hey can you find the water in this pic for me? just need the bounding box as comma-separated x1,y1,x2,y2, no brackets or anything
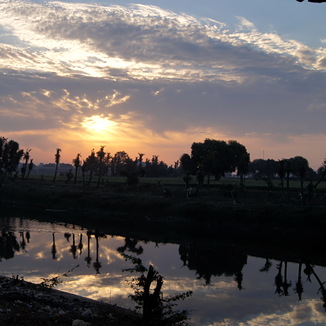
1,216,326,326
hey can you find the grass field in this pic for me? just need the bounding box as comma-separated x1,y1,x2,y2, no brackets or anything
27,172,326,190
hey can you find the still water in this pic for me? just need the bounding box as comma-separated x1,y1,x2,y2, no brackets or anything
1,216,326,326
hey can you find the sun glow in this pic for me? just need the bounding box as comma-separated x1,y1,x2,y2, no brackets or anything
81,115,117,133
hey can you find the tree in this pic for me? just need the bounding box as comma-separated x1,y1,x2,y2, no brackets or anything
96,146,106,188
0,137,24,189
236,152,250,185
52,148,61,183
121,253,192,325
21,149,31,179
291,156,309,197
285,159,292,196
26,159,34,179
248,159,278,179
84,149,98,186
184,138,250,187
72,153,81,184
315,159,326,189
277,160,286,190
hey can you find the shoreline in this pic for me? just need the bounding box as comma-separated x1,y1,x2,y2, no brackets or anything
0,275,140,326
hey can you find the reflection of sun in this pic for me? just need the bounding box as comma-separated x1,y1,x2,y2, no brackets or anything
82,115,117,133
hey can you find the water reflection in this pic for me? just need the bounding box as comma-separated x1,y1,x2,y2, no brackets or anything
1,217,326,325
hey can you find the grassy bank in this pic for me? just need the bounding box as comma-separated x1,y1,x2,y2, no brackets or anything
2,176,326,249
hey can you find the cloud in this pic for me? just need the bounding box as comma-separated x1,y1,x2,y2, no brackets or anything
0,0,325,167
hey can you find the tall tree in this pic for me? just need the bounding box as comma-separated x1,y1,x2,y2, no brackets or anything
291,156,309,197
52,148,61,183
26,159,34,179
21,149,31,179
0,137,24,189
72,153,81,184
188,138,250,186
96,146,106,188
85,149,98,185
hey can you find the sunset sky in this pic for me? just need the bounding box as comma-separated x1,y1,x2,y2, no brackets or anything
0,0,325,169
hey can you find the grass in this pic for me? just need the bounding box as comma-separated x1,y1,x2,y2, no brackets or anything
2,174,326,251
28,172,326,189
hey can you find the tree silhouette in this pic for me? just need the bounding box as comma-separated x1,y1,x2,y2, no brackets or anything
85,149,97,186
277,160,286,191
259,258,272,272
274,261,292,296
291,156,309,199
0,230,20,260
85,232,92,267
96,146,106,188
121,252,192,326
26,159,34,179
73,153,81,184
295,262,304,301
70,233,77,259
78,234,83,255
52,148,61,183
51,233,57,260
93,232,102,273
21,149,31,179
315,159,326,190
0,137,24,189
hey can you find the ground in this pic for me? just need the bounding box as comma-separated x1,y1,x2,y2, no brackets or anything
0,276,140,326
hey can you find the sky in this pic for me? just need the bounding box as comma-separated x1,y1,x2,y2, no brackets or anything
0,0,325,169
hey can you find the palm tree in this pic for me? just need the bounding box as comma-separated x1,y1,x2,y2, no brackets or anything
52,148,61,183
22,149,31,179
73,153,81,184
86,149,97,186
96,146,106,188
26,159,34,179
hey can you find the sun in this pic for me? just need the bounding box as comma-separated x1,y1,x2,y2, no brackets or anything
82,115,117,133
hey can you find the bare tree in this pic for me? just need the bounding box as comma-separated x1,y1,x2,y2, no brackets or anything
52,148,61,183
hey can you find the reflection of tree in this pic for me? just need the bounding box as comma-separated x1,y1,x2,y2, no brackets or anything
85,233,92,267
121,247,192,326
26,231,30,243
274,261,292,296
304,263,313,282
178,243,247,285
86,230,106,274
64,232,71,242
70,234,77,259
78,234,83,255
19,231,26,251
234,271,244,290
0,230,20,260
305,263,326,311
51,232,57,260
295,262,303,301
117,237,144,255
93,233,102,273
259,258,272,272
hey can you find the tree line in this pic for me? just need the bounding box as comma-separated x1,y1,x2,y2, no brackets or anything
1,136,326,190
0,137,182,188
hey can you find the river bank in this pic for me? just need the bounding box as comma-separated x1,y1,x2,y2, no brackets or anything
0,275,140,326
2,178,326,259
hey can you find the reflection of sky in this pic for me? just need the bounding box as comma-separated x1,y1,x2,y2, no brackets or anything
1,217,326,326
